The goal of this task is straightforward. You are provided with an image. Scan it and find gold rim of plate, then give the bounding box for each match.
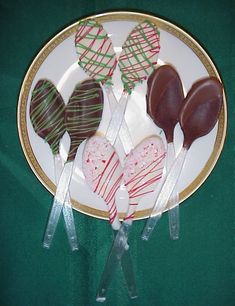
[17,11,227,220]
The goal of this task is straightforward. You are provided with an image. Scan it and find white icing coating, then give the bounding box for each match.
[82,135,122,224]
[123,136,166,220]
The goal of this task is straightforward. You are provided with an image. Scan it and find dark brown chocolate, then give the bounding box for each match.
[180,77,223,149]
[146,65,184,143]
[30,79,65,155]
[64,78,104,162]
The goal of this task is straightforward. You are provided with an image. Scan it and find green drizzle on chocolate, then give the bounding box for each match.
[30,79,65,155]
[65,78,104,162]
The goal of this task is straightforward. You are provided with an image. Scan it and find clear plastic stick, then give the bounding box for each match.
[105,92,129,146]
[95,186,137,301]
[144,142,180,240]
[62,199,78,251]
[168,203,180,240]
[96,225,137,302]
[167,143,180,240]
[104,85,134,154]
[43,161,74,248]
[53,155,78,251]
[141,148,187,240]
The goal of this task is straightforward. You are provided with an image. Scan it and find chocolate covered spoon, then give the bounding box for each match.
[105,20,160,146]
[43,78,104,248]
[75,19,132,154]
[142,77,223,240]
[30,79,65,154]
[30,79,78,250]
[146,65,185,239]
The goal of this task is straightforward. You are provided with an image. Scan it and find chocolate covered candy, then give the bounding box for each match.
[180,77,223,149]
[30,79,65,154]
[65,78,104,161]
[146,65,184,143]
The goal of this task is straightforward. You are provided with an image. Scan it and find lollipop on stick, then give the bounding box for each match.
[75,19,132,154]
[95,136,166,299]
[146,65,185,239]
[30,79,78,250]
[43,78,104,248]
[83,135,137,301]
[142,77,223,240]
[105,20,160,146]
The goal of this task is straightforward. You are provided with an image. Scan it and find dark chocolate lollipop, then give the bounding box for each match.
[65,78,104,162]
[146,65,185,239]
[180,77,223,149]
[142,76,223,240]
[43,78,104,248]
[30,79,65,154]
[147,65,184,143]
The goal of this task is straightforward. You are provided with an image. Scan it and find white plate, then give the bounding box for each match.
[17,11,227,220]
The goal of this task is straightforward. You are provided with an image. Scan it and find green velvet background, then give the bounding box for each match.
[0,0,234,305]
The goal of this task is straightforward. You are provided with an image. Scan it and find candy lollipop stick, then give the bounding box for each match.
[146,65,185,239]
[105,20,160,146]
[43,79,104,248]
[142,77,223,240]
[83,135,137,301]
[75,19,133,154]
[30,79,78,250]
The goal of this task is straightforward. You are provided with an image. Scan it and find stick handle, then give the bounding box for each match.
[96,225,137,302]
[43,161,74,248]
[167,142,180,240]
[105,92,129,146]
[142,148,187,240]
[54,155,78,250]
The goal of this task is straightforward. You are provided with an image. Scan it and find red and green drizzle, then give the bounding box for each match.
[119,20,160,94]
[75,19,117,85]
